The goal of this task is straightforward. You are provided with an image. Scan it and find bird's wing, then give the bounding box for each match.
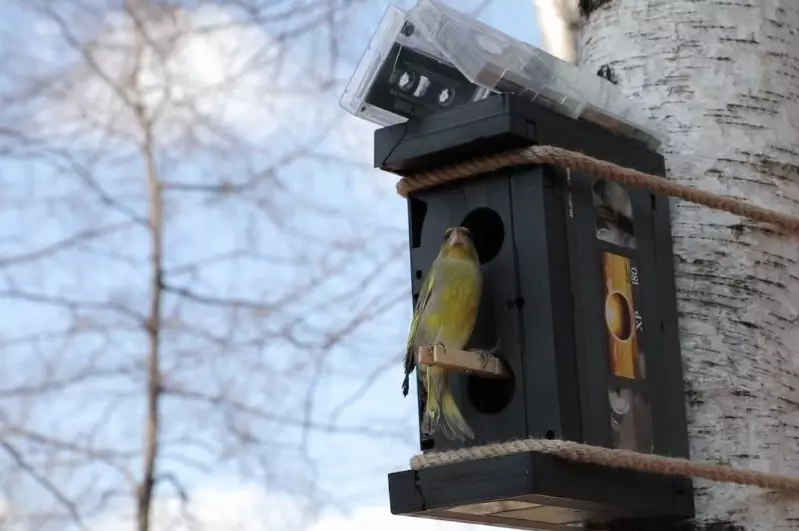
[402,264,435,396]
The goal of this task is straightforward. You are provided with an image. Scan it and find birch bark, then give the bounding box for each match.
[532,0,581,62]
[578,1,799,528]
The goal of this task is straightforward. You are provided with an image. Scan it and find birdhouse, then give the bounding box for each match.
[378,93,695,529]
[335,0,694,527]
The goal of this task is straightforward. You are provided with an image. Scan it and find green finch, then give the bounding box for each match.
[402,226,482,441]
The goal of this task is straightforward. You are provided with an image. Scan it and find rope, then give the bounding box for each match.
[411,438,799,493]
[401,145,799,491]
[396,145,799,233]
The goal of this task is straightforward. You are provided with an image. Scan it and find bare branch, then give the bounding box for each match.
[160,385,406,440]
[1,441,88,531]
[0,288,145,323]
[0,223,136,268]
[135,35,165,530]
[0,368,131,398]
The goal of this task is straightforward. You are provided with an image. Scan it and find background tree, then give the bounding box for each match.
[532,0,580,62]
[0,1,414,530]
[577,0,799,528]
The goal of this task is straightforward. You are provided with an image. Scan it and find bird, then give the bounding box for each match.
[532,0,581,63]
[402,226,483,441]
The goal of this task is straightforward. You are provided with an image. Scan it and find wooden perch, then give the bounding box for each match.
[416,345,509,378]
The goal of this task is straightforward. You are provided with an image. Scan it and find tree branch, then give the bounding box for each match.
[160,384,406,440]
[0,222,136,268]
[1,441,89,531]
[132,10,165,527]
[137,122,163,531]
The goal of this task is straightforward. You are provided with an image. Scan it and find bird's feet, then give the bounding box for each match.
[471,340,500,356]
[468,341,501,369]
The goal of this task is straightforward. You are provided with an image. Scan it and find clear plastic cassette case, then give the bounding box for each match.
[339,4,492,127]
[339,0,665,150]
[407,0,665,149]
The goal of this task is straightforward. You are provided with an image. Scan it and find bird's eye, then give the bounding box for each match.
[443,228,454,240]
[461,227,472,237]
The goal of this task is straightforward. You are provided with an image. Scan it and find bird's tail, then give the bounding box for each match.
[421,366,474,441]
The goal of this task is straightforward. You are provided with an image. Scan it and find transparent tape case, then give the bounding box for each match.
[408,0,666,150]
[340,1,666,151]
[339,4,493,127]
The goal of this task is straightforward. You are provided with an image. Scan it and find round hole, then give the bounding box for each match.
[545,430,555,440]
[467,362,514,414]
[460,207,505,264]
[605,292,632,341]
[415,269,423,280]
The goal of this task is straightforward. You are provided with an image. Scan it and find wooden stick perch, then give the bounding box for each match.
[416,345,509,378]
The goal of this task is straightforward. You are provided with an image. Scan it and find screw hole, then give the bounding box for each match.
[415,269,423,280]
[545,430,555,439]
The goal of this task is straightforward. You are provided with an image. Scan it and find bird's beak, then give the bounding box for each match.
[448,229,467,246]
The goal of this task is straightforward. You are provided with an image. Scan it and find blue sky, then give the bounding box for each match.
[0,1,543,529]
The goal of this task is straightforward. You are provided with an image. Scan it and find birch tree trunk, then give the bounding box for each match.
[578,1,799,528]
